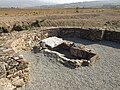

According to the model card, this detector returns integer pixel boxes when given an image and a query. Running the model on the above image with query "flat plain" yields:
[0,8,120,31]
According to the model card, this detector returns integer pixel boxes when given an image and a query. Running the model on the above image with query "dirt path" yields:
[18,38,120,90]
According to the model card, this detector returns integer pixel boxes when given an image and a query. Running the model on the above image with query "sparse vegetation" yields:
[0,8,120,32]
[75,7,79,13]
[0,27,10,33]
[31,20,41,27]
[5,13,8,15]
[12,24,25,31]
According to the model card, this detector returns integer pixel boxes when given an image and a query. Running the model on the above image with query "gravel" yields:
[18,38,120,90]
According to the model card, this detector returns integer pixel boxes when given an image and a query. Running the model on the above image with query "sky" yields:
[0,0,98,4]
[43,0,97,4]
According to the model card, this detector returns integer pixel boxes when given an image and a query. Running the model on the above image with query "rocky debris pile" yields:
[0,34,30,90]
[0,78,15,90]
[0,51,29,89]
[0,29,50,90]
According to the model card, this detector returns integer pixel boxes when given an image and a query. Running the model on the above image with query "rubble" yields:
[0,34,29,90]
[12,76,25,87]
[0,62,6,79]
[0,78,15,90]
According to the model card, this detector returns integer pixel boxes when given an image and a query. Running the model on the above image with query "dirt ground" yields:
[0,8,120,31]
[18,38,120,90]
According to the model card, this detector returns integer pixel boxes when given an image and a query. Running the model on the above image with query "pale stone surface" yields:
[0,78,15,90]
[12,76,25,87]
[41,37,63,48]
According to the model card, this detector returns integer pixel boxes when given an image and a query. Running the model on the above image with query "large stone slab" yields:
[41,36,63,48]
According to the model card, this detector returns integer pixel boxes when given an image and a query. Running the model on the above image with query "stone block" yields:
[0,62,6,79]
[16,62,28,71]
[12,76,25,87]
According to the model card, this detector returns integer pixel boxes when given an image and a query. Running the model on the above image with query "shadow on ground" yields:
[63,38,120,49]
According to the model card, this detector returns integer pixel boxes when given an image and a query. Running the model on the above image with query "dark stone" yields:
[7,67,17,76]
[16,62,28,71]
[103,30,120,43]
[59,28,103,41]
[70,46,96,60]
[31,20,41,27]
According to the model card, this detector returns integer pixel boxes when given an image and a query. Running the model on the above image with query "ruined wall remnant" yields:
[70,45,99,66]
[58,27,120,43]
[59,28,104,41]
[103,30,120,43]
[42,40,99,68]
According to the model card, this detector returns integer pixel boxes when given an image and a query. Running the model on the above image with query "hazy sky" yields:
[43,0,97,3]
[0,0,98,4]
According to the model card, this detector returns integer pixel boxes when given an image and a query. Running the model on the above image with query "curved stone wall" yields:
[57,28,120,43]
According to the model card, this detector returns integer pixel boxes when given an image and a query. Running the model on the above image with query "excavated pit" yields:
[38,38,99,68]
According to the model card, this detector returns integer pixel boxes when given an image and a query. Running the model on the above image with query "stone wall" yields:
[58,28,120,43]
[59,28,104,41]
[103,30,120,43]
[0,36,29,90]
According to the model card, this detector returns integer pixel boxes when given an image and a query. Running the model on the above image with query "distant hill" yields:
[36,0,120,9]
[0,0,120,8]
[0,0,54,8]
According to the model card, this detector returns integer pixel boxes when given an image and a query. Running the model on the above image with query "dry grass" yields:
[0,8,120,31]
[0,8,115,17]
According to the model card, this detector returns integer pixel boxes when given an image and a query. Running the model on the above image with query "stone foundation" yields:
[103,30,120,43]
[44,41,99,68]
[59,28,104,41]
[58,28,120,43]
